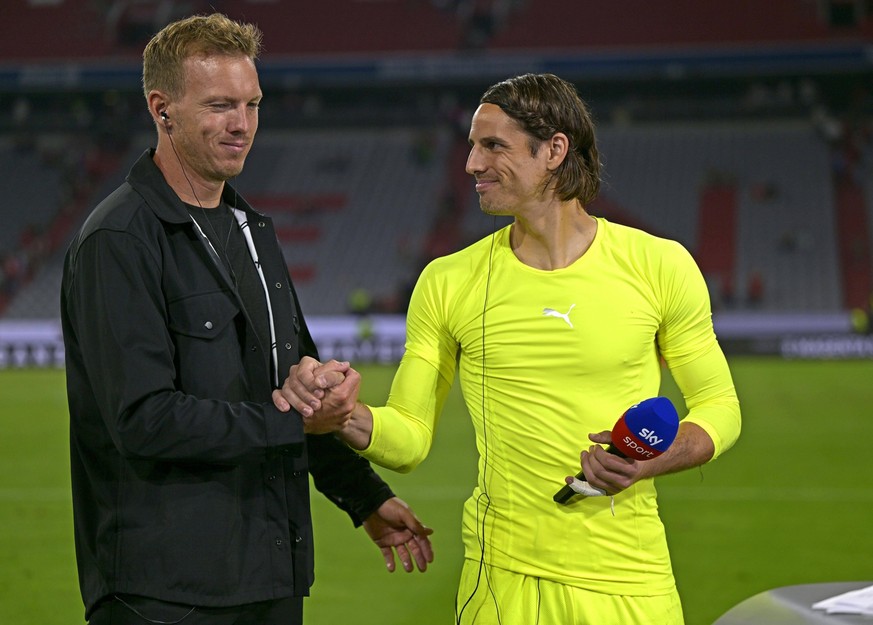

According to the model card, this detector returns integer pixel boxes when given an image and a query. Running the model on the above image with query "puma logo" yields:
[543,304,576,328]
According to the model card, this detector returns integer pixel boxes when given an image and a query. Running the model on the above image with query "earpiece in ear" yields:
[160,111,169,121]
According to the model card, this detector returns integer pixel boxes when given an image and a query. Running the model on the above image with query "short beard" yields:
[479,198,511,216]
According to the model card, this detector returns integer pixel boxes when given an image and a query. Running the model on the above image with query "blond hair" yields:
[142,13,262,99]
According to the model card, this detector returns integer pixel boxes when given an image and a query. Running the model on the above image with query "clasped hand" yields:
[573,430,645,495]
[272,356,359,434]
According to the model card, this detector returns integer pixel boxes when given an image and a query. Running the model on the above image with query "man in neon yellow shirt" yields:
[275,73,741,624]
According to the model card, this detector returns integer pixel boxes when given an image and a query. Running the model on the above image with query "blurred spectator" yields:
[410,130,437,166]
[348,287,374,316]
[850,294,873,335]
[11,96,35,151]
[746,270,764,307]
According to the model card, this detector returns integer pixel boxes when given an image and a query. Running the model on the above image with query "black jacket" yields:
[61,150,391,617]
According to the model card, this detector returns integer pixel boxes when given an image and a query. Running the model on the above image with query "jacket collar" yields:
[127,148,264,223]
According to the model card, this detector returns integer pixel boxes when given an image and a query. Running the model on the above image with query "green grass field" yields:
[1,358,872,624]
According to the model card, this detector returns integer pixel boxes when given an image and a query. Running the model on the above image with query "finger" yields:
[289,367,325,399]
[331,367,361,400]
[380,546,396,573]
[291,357,322,386]
[318,371,345,389]
[318,359,351,374]
[410,534,434,571]
[580,449,607,491]
[584,446,633,493]
[593,445,635,475]
[405,540,428,573]
[278,380,316,417]
[395,543,413,573]
[312,360,351,388]
[282,370,324,413]
[271,389,290,412]
[321,372,361,415]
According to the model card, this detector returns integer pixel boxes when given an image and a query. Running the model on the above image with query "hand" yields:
[577,430,642,495]
[272,356,346,414]
[272,357,361,434]
[362,497,434,573]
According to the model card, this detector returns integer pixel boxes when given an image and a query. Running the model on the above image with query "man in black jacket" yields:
[61,13,432,625]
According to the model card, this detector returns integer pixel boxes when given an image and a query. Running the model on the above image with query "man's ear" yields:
[147,91,171,126]
[546,132,570,171]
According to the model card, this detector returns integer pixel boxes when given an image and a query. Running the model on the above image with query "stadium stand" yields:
[0,129,130,315]
[1,0,871,321]
[1,116,867,318]
[486,0,872,49]
[4,124,451,318]
[2,0,872,66]
[592,121,843,311]
[0,138,63,252]
[229,127,452,315]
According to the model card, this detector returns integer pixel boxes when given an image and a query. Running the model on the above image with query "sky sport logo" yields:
[615,397,680,460]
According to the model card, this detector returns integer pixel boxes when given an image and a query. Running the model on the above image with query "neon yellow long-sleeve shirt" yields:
[361,218,740,595]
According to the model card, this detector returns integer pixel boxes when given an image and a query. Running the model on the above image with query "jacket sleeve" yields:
[306,433,394,526]
[64,229,307,464]
[293,291,394,526]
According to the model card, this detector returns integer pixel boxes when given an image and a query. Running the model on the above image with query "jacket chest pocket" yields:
[168,291,245,399]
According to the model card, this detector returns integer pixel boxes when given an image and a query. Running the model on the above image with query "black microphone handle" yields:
[553,445,625,504]
[553,470,588,504]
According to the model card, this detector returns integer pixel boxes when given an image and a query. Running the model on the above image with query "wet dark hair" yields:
[481,73,601,204]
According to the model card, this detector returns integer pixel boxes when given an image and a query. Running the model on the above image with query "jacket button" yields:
[275,539,283,546]
[285,342,292,350]
[295,536,303,543]
[258,221,265,228]
[204,321,213,330]
[275,282,282,289]
[268,474,276,481]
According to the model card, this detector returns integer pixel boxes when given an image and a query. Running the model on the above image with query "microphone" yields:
[553,396,680,504]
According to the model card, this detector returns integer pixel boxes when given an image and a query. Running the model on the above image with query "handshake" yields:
[272,356,363,436]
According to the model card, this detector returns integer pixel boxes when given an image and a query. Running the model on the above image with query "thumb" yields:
[588,430,612,444]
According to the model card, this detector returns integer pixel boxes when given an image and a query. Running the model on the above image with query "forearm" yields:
[637,421,714,480]
[345,354,449,473]
[669,343,742,460]
[116,392,305,463]
[339,402,375,450]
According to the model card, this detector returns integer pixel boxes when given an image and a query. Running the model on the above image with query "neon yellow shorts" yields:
[454,558,685,625]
